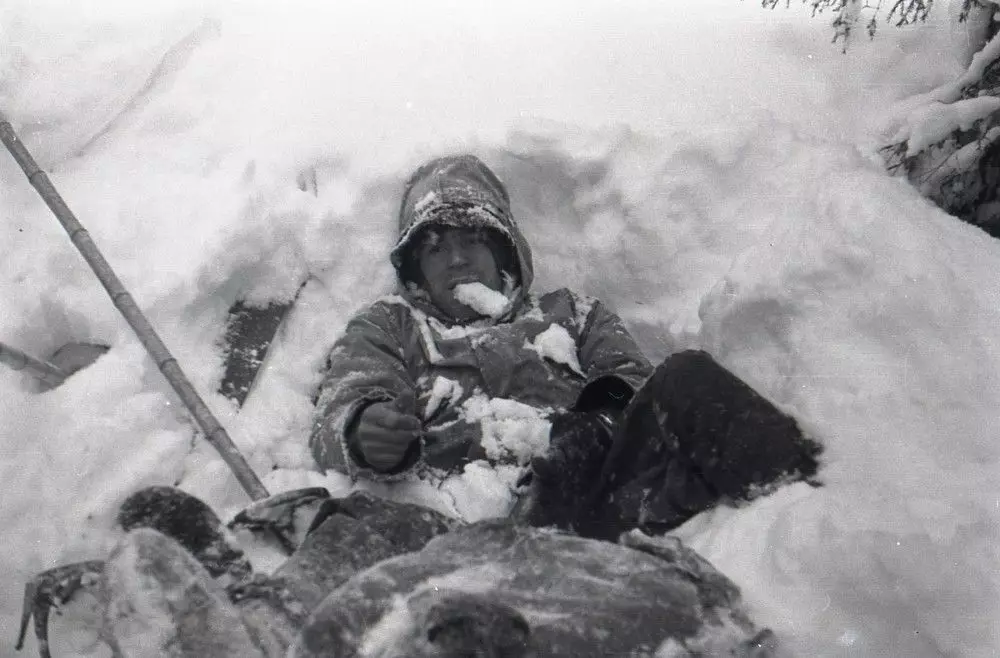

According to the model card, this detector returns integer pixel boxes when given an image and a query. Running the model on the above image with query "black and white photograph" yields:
[1,1,997,656]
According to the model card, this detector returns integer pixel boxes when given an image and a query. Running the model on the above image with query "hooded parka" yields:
[309,155,652,480]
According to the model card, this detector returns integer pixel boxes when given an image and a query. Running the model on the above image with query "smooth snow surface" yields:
[1,1,997,656]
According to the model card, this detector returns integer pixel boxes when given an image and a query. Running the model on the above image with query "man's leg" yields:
[103,528,267,658]
[582,350,822,540]
[511,412,616,530]
[273,491,457,610]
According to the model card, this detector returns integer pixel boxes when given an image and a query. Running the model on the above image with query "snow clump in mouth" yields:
[453,282,508,318]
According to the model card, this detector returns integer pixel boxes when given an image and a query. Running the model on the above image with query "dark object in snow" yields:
[45,342,109,381]
[219,288,304,408]
[228,486,333,555]
[14,488,455,658]
[292,519,774,658]
[17,486,256,658]
[117,485,252,582]
[212,491,458,657]
[511,410,614,530]
[219,165,318,407]
[17,490,778,657]
[0,341,71,390]
[584,349,823,540]
[267,490,459,610]
[514,350,822,541]
[15,559,106,658]
[0,340,109,391]
[104,527,269,658]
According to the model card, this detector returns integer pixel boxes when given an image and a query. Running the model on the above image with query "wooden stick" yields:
[0,113,269,501]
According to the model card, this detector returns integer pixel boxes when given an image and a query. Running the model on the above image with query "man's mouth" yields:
[448,276,478,289]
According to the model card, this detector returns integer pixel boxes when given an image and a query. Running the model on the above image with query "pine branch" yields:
[959,0,995,23]
[761,0,940,42]
[885,0,932,27]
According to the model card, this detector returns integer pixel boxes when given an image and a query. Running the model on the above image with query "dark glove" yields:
[351,397,421,472]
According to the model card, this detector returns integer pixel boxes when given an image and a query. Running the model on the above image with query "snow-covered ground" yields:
[2,0,997,656]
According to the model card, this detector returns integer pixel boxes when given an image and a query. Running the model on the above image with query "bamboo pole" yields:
[0,113,269,501]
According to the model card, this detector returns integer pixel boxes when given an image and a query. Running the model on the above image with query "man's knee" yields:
[648,349,729,390]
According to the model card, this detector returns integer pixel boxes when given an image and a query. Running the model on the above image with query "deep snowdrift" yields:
[1,1,996,656]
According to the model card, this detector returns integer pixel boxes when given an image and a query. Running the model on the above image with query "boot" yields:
[512,411,615,531]
[588,350,822,539]
[645,350,822,500]
[117,486,251,584]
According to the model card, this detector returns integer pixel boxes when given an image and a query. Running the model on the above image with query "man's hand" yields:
[355,400,422,472]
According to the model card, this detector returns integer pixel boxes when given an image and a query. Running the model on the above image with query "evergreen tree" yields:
[767,1,1000,236]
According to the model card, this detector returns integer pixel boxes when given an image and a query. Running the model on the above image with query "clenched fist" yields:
[354,399,422,472]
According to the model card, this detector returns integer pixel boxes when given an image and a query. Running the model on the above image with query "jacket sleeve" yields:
[309,302,419,479]
[572,294,653,413]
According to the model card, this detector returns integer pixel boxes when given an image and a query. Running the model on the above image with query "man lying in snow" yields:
[310,154,822,538]
[16,155,817,658]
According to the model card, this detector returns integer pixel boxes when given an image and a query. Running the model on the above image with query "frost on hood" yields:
[524,323,584,376]
[392,155,518,276]
[453,281,510,318]
[459,394,552,465]
[388,154,535,325]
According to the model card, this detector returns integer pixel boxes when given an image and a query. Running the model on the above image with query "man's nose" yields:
[447,245,470,266]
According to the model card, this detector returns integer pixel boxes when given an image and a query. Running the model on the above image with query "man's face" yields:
[416,227,503,321]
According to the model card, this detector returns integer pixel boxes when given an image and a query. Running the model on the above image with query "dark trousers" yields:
[531,350,822,540]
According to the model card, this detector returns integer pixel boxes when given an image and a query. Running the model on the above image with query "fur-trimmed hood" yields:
[390,154,534,323]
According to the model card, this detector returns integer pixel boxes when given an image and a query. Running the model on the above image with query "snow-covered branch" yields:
[762,0,991,45]
[881,16,1000,236]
